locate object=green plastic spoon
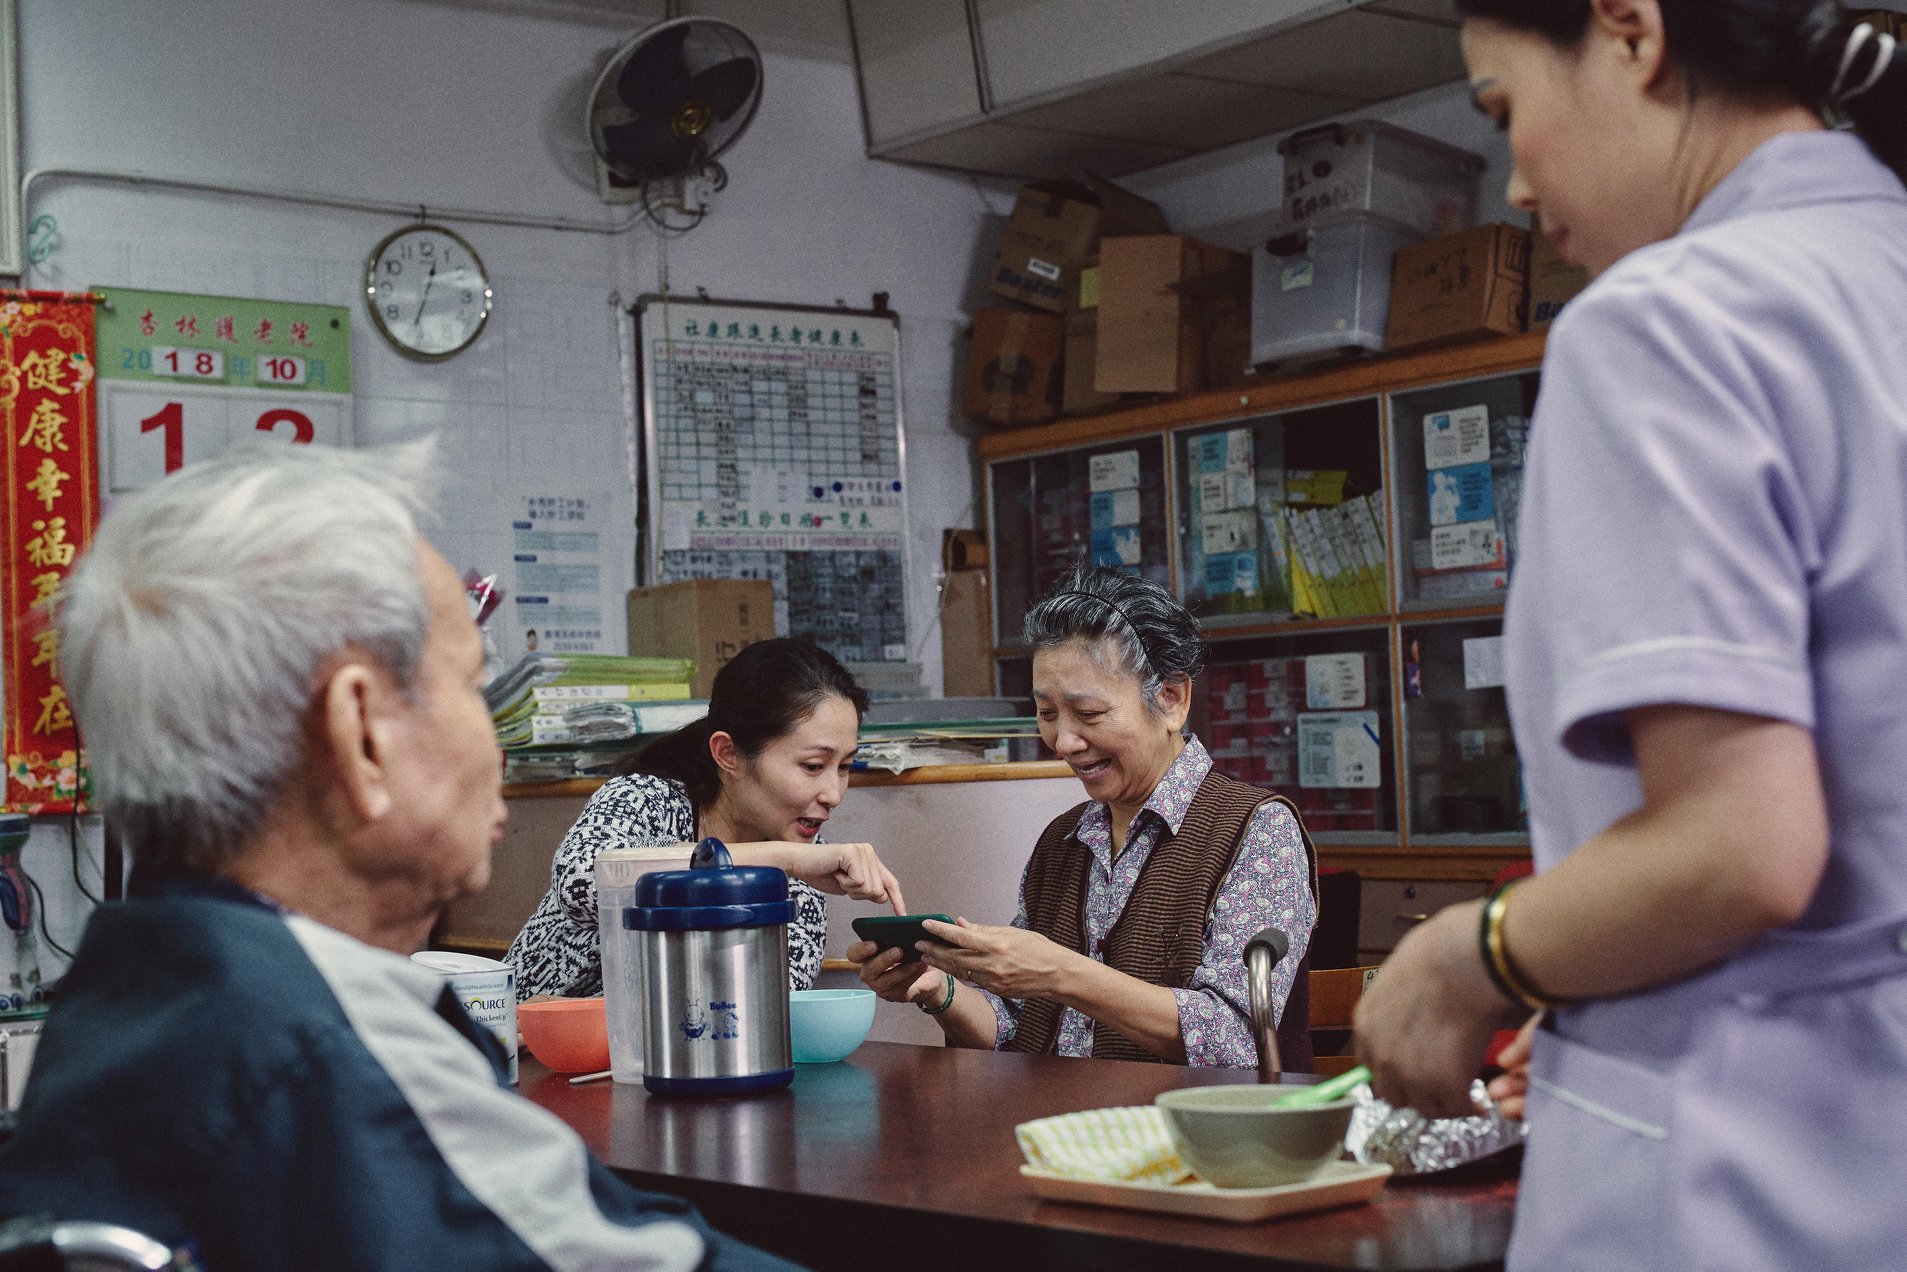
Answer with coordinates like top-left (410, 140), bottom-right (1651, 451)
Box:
top-left (1274, 1064), bottom-right (1371, 1107)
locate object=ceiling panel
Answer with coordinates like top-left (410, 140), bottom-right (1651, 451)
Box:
top-left (877, 120), bottom-right (1196, 181)
top-left (1362, 0), bottom-right (1462, 25)
top-left (405, 0), bottom-right (853, 61)
top-left (1009, 72), bottom-right (1361, 151)
top-left (975, 0), bottom-right (1328, 110)
top-left (1190, 10), bottom-right (1466, 101)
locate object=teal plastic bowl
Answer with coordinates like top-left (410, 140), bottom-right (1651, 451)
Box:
top-left (789, 988), bottom-right (876, 1063)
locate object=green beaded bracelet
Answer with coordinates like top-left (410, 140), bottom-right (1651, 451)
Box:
top-left (918, 972), bottom-right (957, 1016)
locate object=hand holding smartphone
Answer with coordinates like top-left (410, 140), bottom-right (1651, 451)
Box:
top-left (851, 913), bottom-right (954, 963)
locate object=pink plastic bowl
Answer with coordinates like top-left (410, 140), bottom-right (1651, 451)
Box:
top-left (518, 997), bottom-right (611, 1073)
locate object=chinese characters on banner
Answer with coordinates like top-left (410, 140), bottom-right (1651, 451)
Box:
top-left (1, 291), bottom-right (99, 813)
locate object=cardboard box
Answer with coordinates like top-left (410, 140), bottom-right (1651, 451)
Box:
top-left (988, 174), bottom-right (1169, 313)
top-left (1170, 261), bottom-right (1255, 392)
top-left (964, 308), bottom-right (1064, 427)
top-left (1095, 235), bottom-right (1251, 395)
top-left (625, 578), bottom-right (776, 698)
top-left (1526, 230), bottom-right (1591, 331)
top-left (1062, 260), bottom-right (1122, 414)
top-left (942, 528), bottom-right (989, 572)
top-left (939, 568), bottom-right (994, 698)
top-left (1386, 223), bottom-right (1530, 353)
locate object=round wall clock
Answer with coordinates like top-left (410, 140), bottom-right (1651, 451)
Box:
top-left (364, 224), bottom-right (494, 361)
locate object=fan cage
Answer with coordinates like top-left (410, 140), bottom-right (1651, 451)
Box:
top-left (587, 16), bottom-right (764, 186)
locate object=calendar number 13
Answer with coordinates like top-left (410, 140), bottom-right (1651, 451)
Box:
top-left (139, 401), bottom-right (316, 474)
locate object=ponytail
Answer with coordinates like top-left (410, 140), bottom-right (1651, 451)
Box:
top-left (623, 637), bottom-right (869, 812)
top-left (625, 716), bottom-right (723, 808)
top-left (1808, 14), bottom-right (1907, 183)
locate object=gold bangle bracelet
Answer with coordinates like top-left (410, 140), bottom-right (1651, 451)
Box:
top-left (1481, 881), bottom-right (1559, 1011)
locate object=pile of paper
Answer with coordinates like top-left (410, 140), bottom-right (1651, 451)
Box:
top-left (852, 717), bottom-right (1040, 774)
top-left (1283, 491), bottom-right (1387, 618)
top-left (486, 653), bottom-right (701, 767)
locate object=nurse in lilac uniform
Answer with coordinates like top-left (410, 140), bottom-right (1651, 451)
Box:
top-left (1354, 3), bottom-right (1907, 1268)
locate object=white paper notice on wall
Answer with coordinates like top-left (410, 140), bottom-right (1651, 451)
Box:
top-left (1430, 519), bottom-right (1501, 570)
top-left (1423, 403), bottom-right (1491, 471)
top-left (503, 491), bottom-right (628, 665)
top-left (1463, 635), bottom-right (1507, 690)
top-left (1089, 449), bottom-right (1142, 493)
top-left (1298, 710), bottom-right (1383, 788)
top-left (1305, 653), bottom-right (1367, 710)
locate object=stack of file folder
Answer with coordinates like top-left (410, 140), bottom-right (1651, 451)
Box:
top-left (486, 654), bottom-right (704, 782)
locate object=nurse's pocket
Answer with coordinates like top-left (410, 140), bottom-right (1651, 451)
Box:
top-left (1512, 1030), bottom-right (1673, 1269)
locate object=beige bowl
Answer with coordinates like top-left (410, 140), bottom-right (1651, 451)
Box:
top-left (1155, 1086), bottom-right (1356, 1188)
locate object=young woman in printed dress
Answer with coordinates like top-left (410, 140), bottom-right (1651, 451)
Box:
top-left (511, 638), bottom-right (906, 999)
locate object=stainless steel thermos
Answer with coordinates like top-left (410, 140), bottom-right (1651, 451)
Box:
top-left (624, 838), bottom-right (793, 1095)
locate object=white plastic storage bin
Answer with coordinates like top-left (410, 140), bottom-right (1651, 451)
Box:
top-left (1280, 121), bottom-right (1484, 237)
top-left (1251, 211), bottom-right (1427, 368)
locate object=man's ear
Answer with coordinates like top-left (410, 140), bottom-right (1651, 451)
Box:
top-left (318, 660), bottom-right (397, 824)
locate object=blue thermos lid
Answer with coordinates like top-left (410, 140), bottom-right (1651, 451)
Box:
top-left (624, 838), bottom-right (794, 932)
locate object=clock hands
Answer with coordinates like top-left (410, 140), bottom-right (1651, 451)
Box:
top-left (414, 261), bottom-right (438, 328)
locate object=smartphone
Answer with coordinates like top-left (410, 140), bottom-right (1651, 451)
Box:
top-left (851, 913), bottom-right (955, 963)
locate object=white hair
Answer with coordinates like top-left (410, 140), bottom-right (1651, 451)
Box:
top-left (60, 440), bottom-right (440, 875)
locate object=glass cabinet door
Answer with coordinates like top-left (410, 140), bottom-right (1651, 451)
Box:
top-left (1174, 417), bottom-right (1289, 624)
top-left (1199, 628), bottom-right (1397, 842)
top-left (987, 435), bottom-right (1170, 646)
top-left (1175, 398), bottom-right (1387, 626)
top-left (1389, 372), bottom-right (1539, 610)
top-left (1400, 617), bottom-right (1524, 839)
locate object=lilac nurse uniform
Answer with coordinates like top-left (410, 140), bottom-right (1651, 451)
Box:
top-left (1503, 131), bottom-right (1907, 1270)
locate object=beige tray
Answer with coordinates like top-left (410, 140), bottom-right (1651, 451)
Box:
top-left (1021, 1159), bottom-right (1392, 1224)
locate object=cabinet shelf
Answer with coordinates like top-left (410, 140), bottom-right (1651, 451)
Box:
top-left (979, 333), bottom-right (1548, 462)
top-left (1004, 607), bottom-right (1506, 650)
top-left (984, 330), bottom-right (1546, 865)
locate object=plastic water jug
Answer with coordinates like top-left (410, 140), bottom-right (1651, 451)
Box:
top-left (594, 844), bottom-right (693, 1083)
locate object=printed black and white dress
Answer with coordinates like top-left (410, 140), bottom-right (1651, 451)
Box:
top-left (507, 774), bottom-right (828, 1000)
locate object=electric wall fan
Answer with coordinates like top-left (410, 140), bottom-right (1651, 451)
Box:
top-left (587, 16), bottom-right (763, 226)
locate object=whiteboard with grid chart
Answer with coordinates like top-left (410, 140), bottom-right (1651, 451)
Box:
top-left (636, 296), bottom-right (908, 664)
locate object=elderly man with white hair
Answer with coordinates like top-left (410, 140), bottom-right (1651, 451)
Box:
top-left (0, 442), bottom-right (799, 1271)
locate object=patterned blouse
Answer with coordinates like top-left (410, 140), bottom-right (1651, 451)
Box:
top-left (506, 774), bottom-right (828, 1001)
top-left (974, 735), bottom-right (1315, 1068)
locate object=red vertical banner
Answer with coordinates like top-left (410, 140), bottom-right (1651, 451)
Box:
top-left (1, 291), bottom-right (100, 813)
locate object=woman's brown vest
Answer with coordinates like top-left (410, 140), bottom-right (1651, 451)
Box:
top-left (1007, 767), bottom-right (1318, 1065)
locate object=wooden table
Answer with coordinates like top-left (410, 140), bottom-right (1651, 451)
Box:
top-left (520, 1041), bottom-right (1516, 1272)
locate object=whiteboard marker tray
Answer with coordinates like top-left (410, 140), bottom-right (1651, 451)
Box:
top-left (1022, 1159), bottom-right (1391, 1224)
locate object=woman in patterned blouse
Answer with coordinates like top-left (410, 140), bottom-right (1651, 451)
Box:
top-left (510, 639), bottom-right (907, 1000)
top-left (853, 566), bottom-right (1317, 1068)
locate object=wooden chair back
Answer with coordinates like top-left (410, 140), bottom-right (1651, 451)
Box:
top-left (1308, 965), bottom-right (1381, 1078)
